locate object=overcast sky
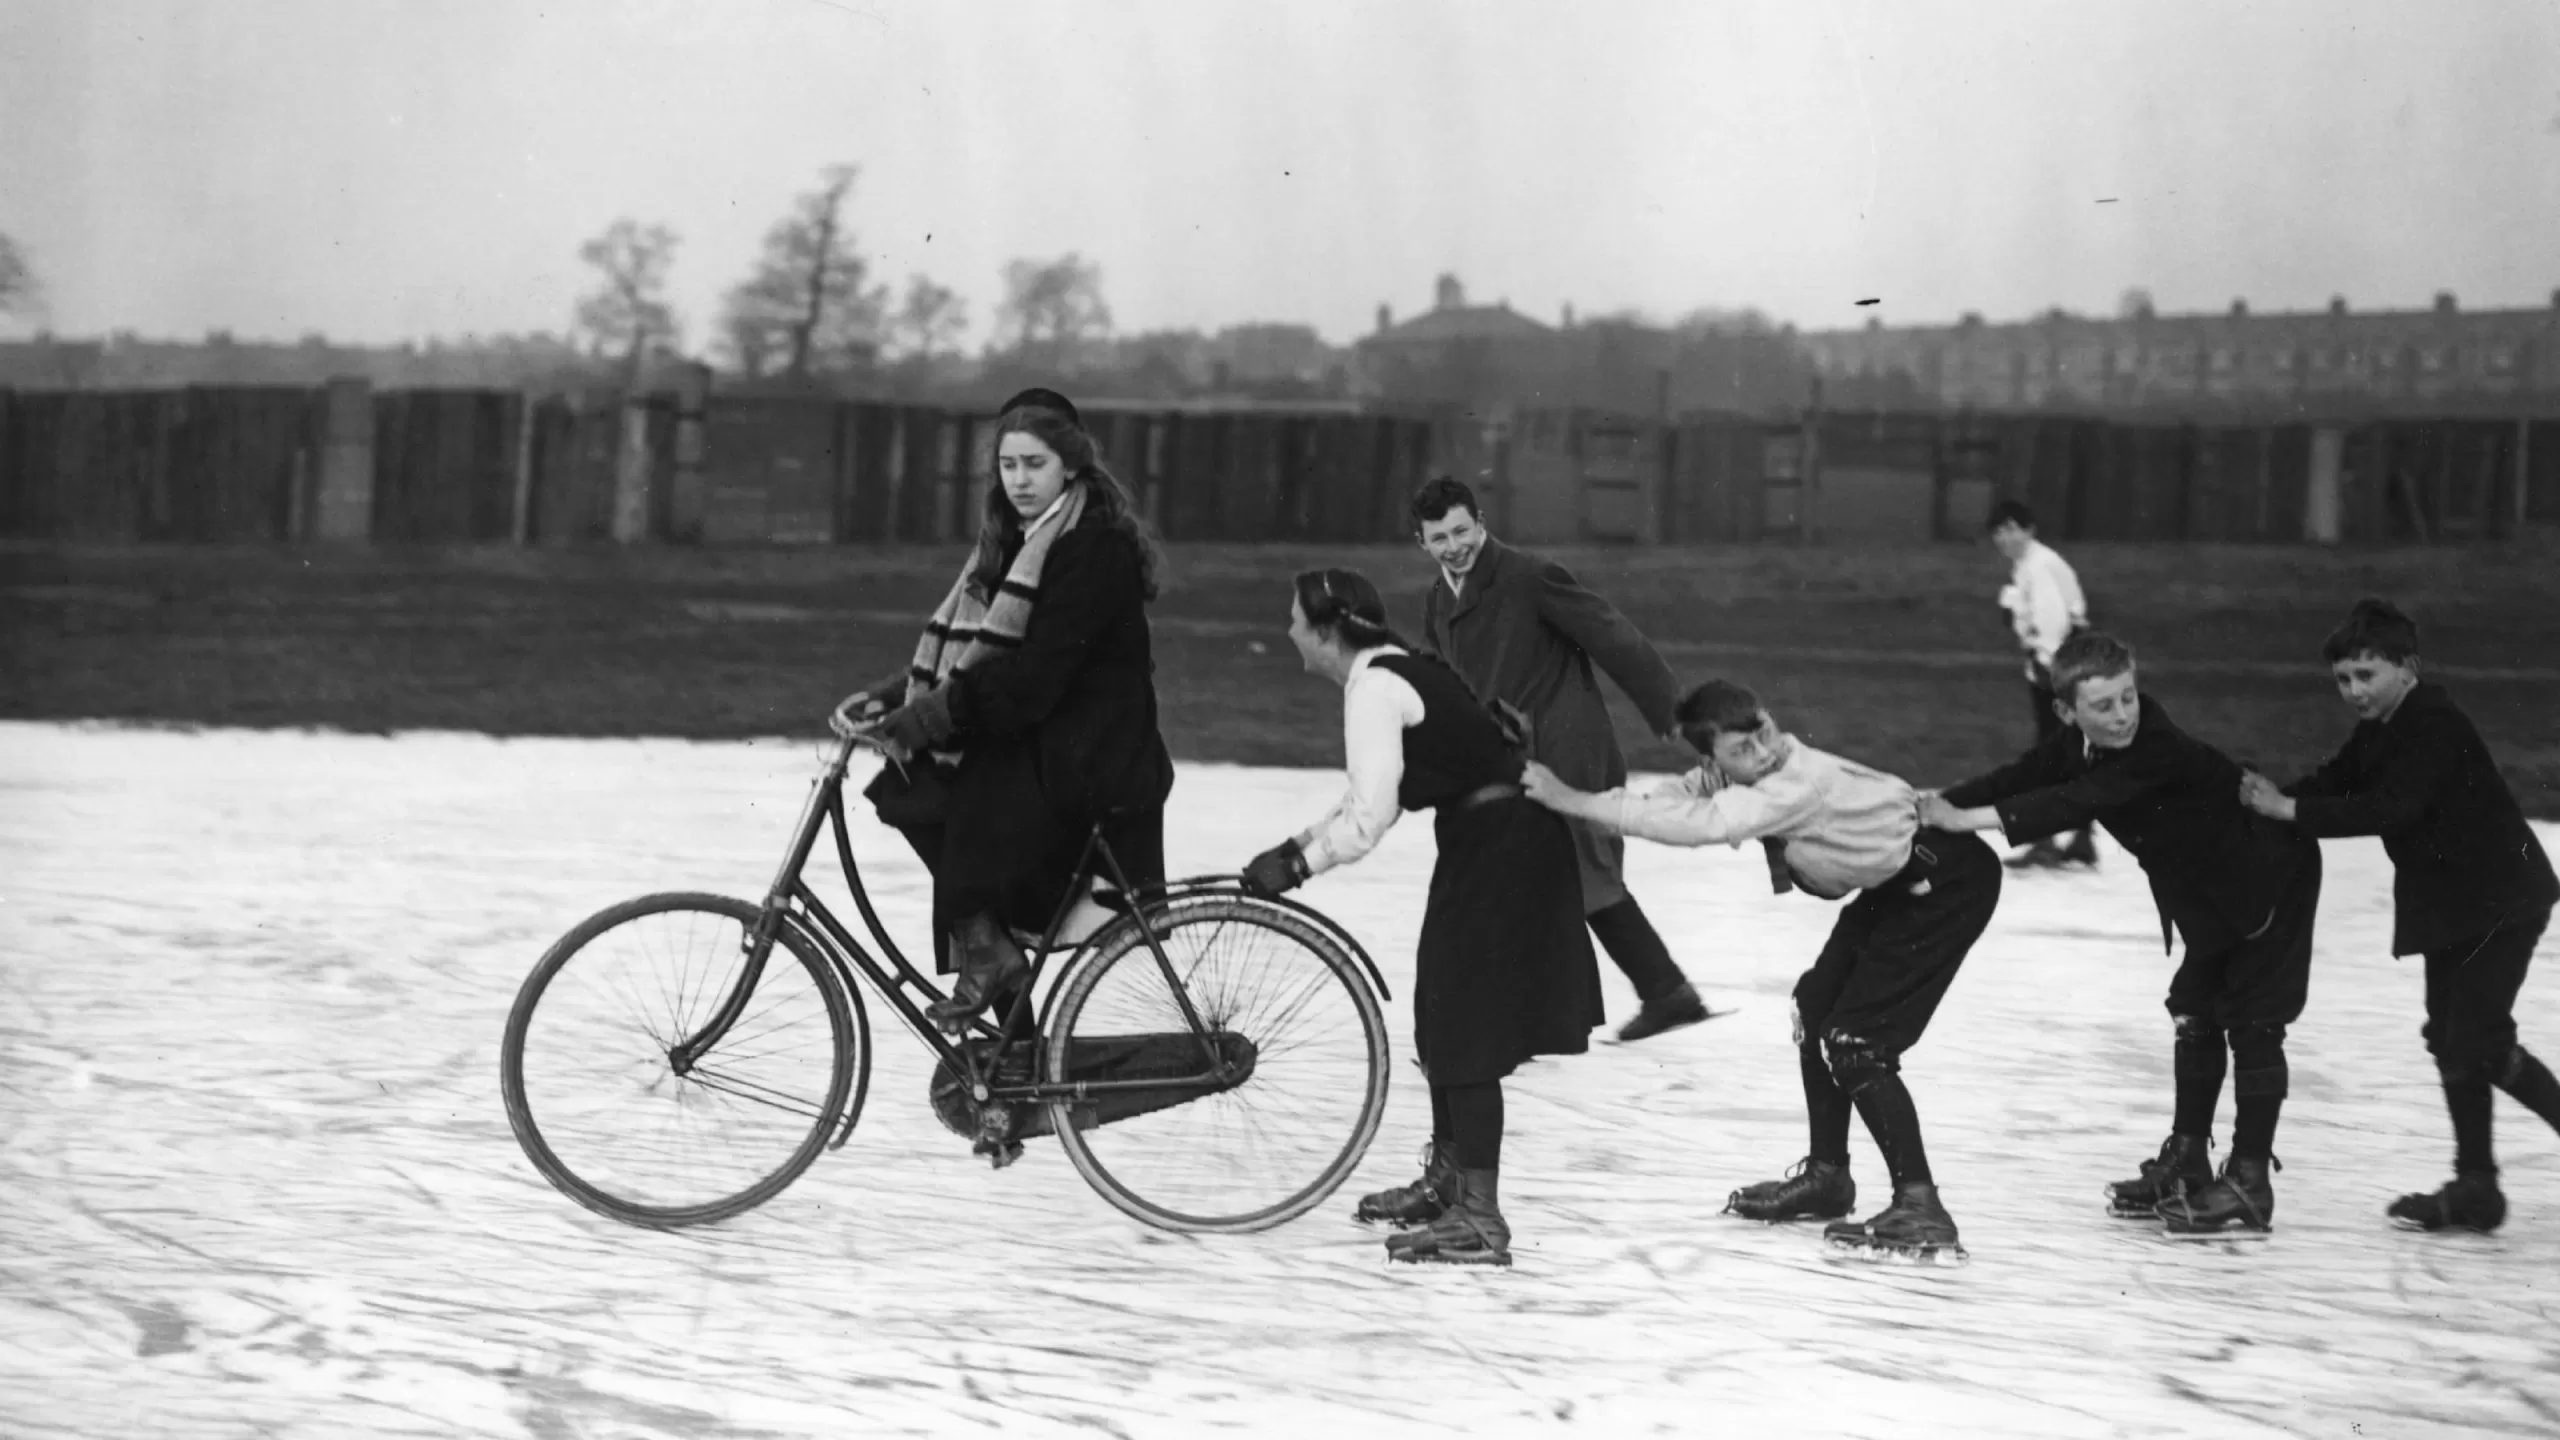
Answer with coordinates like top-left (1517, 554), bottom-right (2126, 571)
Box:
top-left (3, 0), bottom-right (2555, 349)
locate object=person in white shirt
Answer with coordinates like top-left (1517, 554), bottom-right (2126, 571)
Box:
top-left (1239, 567), bottom-right (1603, 1267)
top-left (1989, 500), bottom-right (2097, 869)
top-left (1522, 680), bottom-right (2003, 1265)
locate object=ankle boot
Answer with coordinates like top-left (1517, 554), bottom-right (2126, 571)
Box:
top-left (2388, 1169), bottom-right (2506, 1233)
top-left (1354, 1141), bottom-right (1458, 1225)
top-left (1385, 1166), bottom-right (1512, 1267)
top-left (927, 913), bottom-right (1029, 1035)
top-left (2106, 1133), bottom-right (2214, 1218)
top-left (2159, 1152), bottom-right (2278, 1236)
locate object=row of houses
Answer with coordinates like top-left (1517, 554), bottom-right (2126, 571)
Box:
top-left (1797, 290), bottom-right (2560, 415)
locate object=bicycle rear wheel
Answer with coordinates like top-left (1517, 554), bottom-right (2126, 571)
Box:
top-left (501, 892), bottom-right (866, 1228)
top-left (1044, 894), bottom-right (1389, 1233)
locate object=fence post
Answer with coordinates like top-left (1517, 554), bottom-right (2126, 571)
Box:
top-left (313, 375), bottom-right (374, 541)
top-left (2304, 425), bottom-right (2344, 544)
top-left (668, 363), bottom-right (711, 543)
top-left (610, 390), bottom-right (653, 542)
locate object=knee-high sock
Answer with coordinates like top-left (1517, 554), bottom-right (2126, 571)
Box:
top-left (1801, 1042), bottom-right (1853, 1167)
top-left (2498, 1046), bottom-right (2560, 1135)
top-left (1847, 1072), bottom-right (1933, 1188)
top-left (2172, 1024), bottom-right (2227, 1138)
top-left (1587, 896), bottom-right (1686, 1003)
top-left (2444, 1070), bottom-right (2497, 1174)
top-left (2228, 1027), bottom-right (2289, 1160)
top-left (1440, 1081), bottom-right (1504, 1172)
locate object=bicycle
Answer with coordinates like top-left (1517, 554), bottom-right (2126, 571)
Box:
top-left (499, 693), bottom-right (1394, 1235)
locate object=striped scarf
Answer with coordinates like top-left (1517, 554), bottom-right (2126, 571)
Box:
top-left (904, 483), bottom-right (1088, 764)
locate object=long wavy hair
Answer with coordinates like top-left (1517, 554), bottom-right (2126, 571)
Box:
top-left (966, 405), bottom-right (1164, 601)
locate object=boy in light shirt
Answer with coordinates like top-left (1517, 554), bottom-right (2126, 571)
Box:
top-left (1524, 680), bottom-right (2002, 1265)
top-left (1988, 500), bottom-right (2097, 869)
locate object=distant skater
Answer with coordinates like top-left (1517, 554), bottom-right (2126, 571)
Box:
top-left (1242, 567), bottom-right (1604, 1267)
top-left (2241, 598), bottom-right (2560, 1232)
top-left (1985, 499), bottom-right (2096, 870)
top-left (1525, 679), bottom-right (2000, 1265)
top-left (1924, 631), bottom-right (2321, 1238)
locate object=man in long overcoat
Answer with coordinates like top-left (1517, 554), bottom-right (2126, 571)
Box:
top-left (1411, 476), bottom-right (1717, 1042)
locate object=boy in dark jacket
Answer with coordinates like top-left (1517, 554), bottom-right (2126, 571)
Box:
top-left (1922, 630), bottom-right (2323, 1237)
top-left (2240, 598), bottom-right (2560, 1232)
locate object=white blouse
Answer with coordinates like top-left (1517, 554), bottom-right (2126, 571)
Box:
top-left (1293, 647), bottom-right (1426, 876)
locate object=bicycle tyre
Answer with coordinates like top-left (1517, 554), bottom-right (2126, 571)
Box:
top-left (501, 891), bottom-right (865, 1228)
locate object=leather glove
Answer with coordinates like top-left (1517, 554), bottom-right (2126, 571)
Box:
top-left (876, 686), bottom-right (956, 753)
top-left (1242, 839), bottom-right (1309, 897)
top-left (1762, 837), bottom-right (1796, 895)
top-left (852, 672), bottom-right (908, 719)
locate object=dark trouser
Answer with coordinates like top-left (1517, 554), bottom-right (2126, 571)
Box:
top-left (2164, 843), bottom-right (2323, 1160)
top-left (2423, 904), bottom-right (2560, 1174)
top-left (1793, 831), bottom-right (2003, 1187)
top-left (1587, 895), bottom-right (1686, 1003)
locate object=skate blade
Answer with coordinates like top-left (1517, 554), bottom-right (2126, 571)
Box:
top-left (1824, 1237), bottom-right (1969, 1268)
top-left (2106, 1202), bottom-right (2168, 1220)
top-left (2157, 1224), bottom-right (2272, 1243)
top-left (1724, 1207), bottom-right (1851, 1225)
top-left (1386, 1246), bottom-right (1513, 1268)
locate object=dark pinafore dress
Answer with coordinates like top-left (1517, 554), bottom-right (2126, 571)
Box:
top-left (1369, 652), bottom-right (1604, 1085)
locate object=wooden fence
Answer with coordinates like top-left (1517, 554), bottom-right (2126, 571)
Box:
top-left (3, 381), bottom-right (2552, 548)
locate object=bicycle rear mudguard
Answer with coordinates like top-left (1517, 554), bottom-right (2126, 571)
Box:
top-left (929, 1032), bottom-right (1261, 1142)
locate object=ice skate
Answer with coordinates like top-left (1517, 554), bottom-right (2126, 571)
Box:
top-left (1616, 982), bottom-right (1712, 1043)
top-left (1823, 1180), bottom-right (1968, 1266)
top-left (2159, 1153), bottom-right (2278, 1239)
top-left (1354, 1141), bottom-right (1457, 1226)
top-left (2387, 1170), bottom-right (2505, 1234)
top-left (1385, 1166), bottom-right (1511, 1267)
top-left (1724, 1156), bottom-right (1856, 1223)
top-left (2105, 1133), bottom-right (2213, 1219)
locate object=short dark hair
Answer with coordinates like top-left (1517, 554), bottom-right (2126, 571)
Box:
top-left (1408, 476), bottom-right (1481, 535)
top-left (2049, 630), bottom-right (2136, 701)
top-left (2322, 596), bottom-right (2419, 665)
top-left (1673, 679), bottom-right (1768, 748)
top-left (1985, 499), bottom-right (2038, 533)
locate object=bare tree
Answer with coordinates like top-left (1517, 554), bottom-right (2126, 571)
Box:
top-left (573, 219), bottom-right (682, 386)
top-left (0, 232), bottom-right (41, 324)
top-left (718, 164), bottom-right (887, 382)
top-left (887, 274), bottom-right (968, 364)
top-left (2116, 287), bottom-right (2156, 319)
top-left (995, 254), bottom-right (1112, 370)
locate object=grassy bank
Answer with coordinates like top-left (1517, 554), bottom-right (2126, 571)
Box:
top-left (5, 537), bottom-right (2556, 813)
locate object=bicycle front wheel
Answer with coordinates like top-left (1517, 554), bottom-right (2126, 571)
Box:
top-left (1045, 894), bottom-right (1390, 1233)
top-left (501, 892), bottom-right (866, 1229)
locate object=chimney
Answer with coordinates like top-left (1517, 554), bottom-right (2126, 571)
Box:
top-left (2329, 295), bottom-right (2349, 316)
top-left (1434, 273), bottom-right (1466, 311)
top-left (2433, 291), bottom-right (2457, 314)
top-left (1375, 303), bottom-right (1392, 335)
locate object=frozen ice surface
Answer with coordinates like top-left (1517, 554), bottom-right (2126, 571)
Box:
top-left (1, 721), bottom-right (2555, 1439)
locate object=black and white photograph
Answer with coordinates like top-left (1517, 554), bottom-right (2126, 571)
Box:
top-left (3, 2), bottom-right (2557, 1435)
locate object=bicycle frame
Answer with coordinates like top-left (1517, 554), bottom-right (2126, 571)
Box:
top-left (666, 729), bottom-right (1374, 1152)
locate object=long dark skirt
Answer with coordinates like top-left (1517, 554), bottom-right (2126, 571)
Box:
top-left (870, 736), bottom-right (1165, 971)
top-left (1413, 795), bottom-right (1604, 1085)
